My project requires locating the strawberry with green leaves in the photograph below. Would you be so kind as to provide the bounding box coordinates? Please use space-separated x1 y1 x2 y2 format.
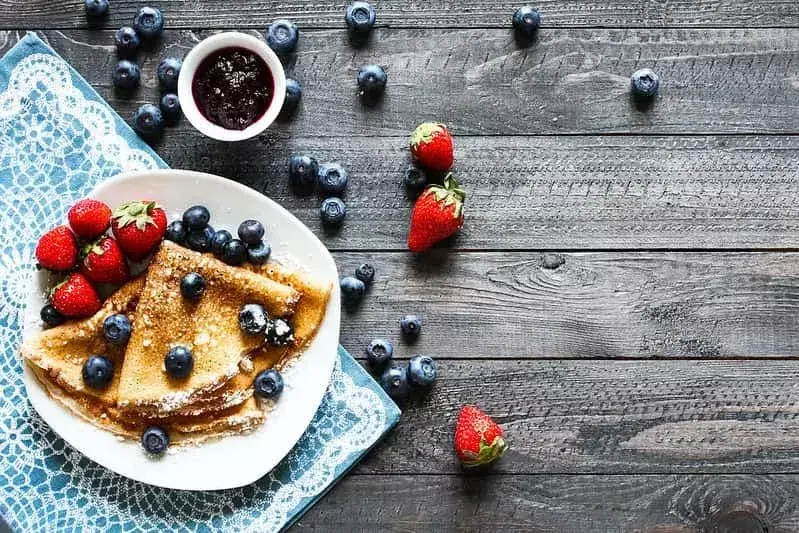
407 175 465 252
51 272 101 317
111 201 167 261
81 236 129 285
409 122 454 172
454 405 508 468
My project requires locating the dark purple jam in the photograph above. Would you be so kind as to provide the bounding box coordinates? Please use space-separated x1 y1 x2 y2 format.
192 47 274 130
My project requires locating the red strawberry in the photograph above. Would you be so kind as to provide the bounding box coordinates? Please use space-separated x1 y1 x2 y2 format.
409 122 454 171
68 199 112 240
51 272 101 317
454 405 508 468
407 175 465 252
35 226 79 271
81 236 130 285
111 201 167 261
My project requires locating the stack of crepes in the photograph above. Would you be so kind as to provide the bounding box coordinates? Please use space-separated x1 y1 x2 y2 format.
20 241 333 444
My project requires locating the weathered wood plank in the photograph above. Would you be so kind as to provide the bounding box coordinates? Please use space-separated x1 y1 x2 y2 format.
294 474 799 532
5 29 799 136
349 359 799 474
333 252 799 359
4 0 799 29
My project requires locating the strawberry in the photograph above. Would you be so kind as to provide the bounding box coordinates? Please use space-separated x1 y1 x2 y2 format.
68 199 112 240
35 225 79 271
81 236 130 285
409 122 454 172
407 175 465 252
51 272 101 317
454 405 508 468
111 201 167 261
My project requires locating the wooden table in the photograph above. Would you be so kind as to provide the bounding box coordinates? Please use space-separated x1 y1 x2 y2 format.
6 1 799 531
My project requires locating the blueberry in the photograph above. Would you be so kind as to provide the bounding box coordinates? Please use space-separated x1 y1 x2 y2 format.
159 93 181 120
317 163 348 196
238 220 265 245
220 239 248 266
266 318 294 346
180 272 206 300
400 314 422 338
40 305 64 327
512 6 541 34
182 205 211 230
157 57 182 91
133 6 165 40
266 19 299 54
288 154 319 194
186 225 215 252
103 314 132 346
141 426 169 455
210 229 232 255
247 241 272 265
345 1 376 33
165 346 194 379
132 104 164 136
320 197 347 227
85 0 109 17
81 355 114 390
354 263 375 285
407 354 437 387
112 60 140 90
366 339 393 370
114 27 141 54
281 78 302 116
404 165 427 194
340 276 366 304
239 304 268 335
165 220 186 244
379 366 411 400
631 68 660 98
357 64 387 96
253 368 284 399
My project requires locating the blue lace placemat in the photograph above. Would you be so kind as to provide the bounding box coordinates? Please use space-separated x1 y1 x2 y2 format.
0 32 400 532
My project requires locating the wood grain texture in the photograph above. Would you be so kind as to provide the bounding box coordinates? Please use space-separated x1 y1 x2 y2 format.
350 359 799 474
4 0 799 29
4 29 799 136
294 474 799 532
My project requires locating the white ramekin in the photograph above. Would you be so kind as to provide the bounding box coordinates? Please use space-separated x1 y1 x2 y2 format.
178 32 287 142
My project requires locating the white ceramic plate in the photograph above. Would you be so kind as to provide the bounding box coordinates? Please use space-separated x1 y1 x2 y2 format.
21 169 340 491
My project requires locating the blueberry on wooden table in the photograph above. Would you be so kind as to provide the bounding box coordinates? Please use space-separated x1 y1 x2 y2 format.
132 104 164 136
159 93 181 120
84 0 109 17
320 197 347 227
317 163 349 197
114 27 140 54
631 68 660 97
157 57 182 91
266 19 299 54
345 1 376 33
112 60 140 90
407 355 438 387
379 366 411 400
366 339 394 370
133 6 165 40
512 6 541 33
288 154 319 194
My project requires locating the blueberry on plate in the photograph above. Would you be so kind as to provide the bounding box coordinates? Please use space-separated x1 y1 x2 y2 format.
133 6 165 40
340 276 366 304
266 19 299 54
288 154 318 194
366 339 393 370
164 220 186 244
180 272 206 300
132 104 164 136
85 0 109 17
210 229 232 255
238 219 265 245
220 239 248 266
355 263 375 285
82 355 114 390
157 57 182 91
320 197 347 227
512 6 541 34
281 78 302 116
247 241 272 265
254 368 284 399
379 366 411 400
182 205 211 230
357 64 387 96
407 354 437 387
186 225 215 252
112 60 140 90
114 26 141 54
239 304 268 335
345 1 376 33
400 314 422 338
266 318 294 346
103 314 132 345
159 93 181 119
317 163 348 196
404 165 427 194
165 346 194 379
141 426 169 455
40 305 64 327
631 68 660 98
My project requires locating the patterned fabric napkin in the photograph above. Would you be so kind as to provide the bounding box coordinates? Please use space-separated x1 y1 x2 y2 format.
0 33 400 532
